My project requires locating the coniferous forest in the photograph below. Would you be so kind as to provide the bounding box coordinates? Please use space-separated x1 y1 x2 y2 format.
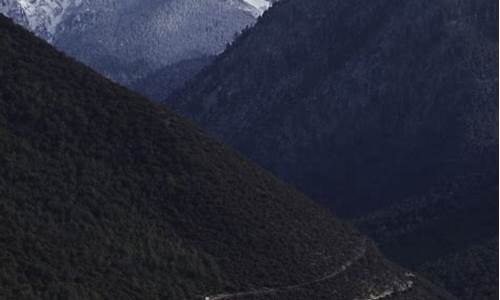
0 0 497 299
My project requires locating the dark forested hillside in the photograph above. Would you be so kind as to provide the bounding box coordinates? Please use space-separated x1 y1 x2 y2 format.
172 0 498 217
355 173 498 299
169 0 498 299
418 239 499 300
0 16 455 300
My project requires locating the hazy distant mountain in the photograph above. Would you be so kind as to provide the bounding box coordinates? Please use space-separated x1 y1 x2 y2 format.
0 15 454 300
169 0 498 298
131 56 214 101
0 0 272 85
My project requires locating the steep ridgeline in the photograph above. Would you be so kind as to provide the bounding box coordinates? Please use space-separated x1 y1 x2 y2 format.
169 0 498 298
0 16 453 300
0 0 272 86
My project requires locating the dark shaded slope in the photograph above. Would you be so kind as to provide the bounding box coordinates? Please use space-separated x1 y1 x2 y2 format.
0 16 453 300
418 239 498 300
169 0 498 298
355 174 498 299
356 173 497 266
172 0 497 216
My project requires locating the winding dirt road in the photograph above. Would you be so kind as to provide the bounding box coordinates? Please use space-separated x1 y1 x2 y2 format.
203 239 368 300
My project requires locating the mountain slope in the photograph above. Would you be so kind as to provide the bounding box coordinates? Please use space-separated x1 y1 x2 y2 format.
0 0 272 85
54 0 261 84
0 16 453 300
355 173 498 299
169 0 498 298
418 239 498 300
172 0 497 216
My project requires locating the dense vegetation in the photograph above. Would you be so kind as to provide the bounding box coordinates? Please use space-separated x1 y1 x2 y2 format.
419 239 498 300
0 16 454 299
169 0 498 299
356 172 498 298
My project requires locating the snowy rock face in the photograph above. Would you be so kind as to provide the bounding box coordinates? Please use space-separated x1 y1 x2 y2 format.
1 0 77 40
0 0 273 84
18 0 75 40
241 0 272 17
0 0 28 27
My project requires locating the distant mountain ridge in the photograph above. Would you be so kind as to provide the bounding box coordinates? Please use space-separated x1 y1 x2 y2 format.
0 0 272 85
1 0 271 40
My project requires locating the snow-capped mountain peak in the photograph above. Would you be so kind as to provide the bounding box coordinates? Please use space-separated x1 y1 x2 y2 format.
0 0 274 85
17 0 79 40
1 0 272 41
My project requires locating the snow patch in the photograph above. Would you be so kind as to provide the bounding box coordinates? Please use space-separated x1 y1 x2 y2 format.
240 0 271 17
16 0 78 39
